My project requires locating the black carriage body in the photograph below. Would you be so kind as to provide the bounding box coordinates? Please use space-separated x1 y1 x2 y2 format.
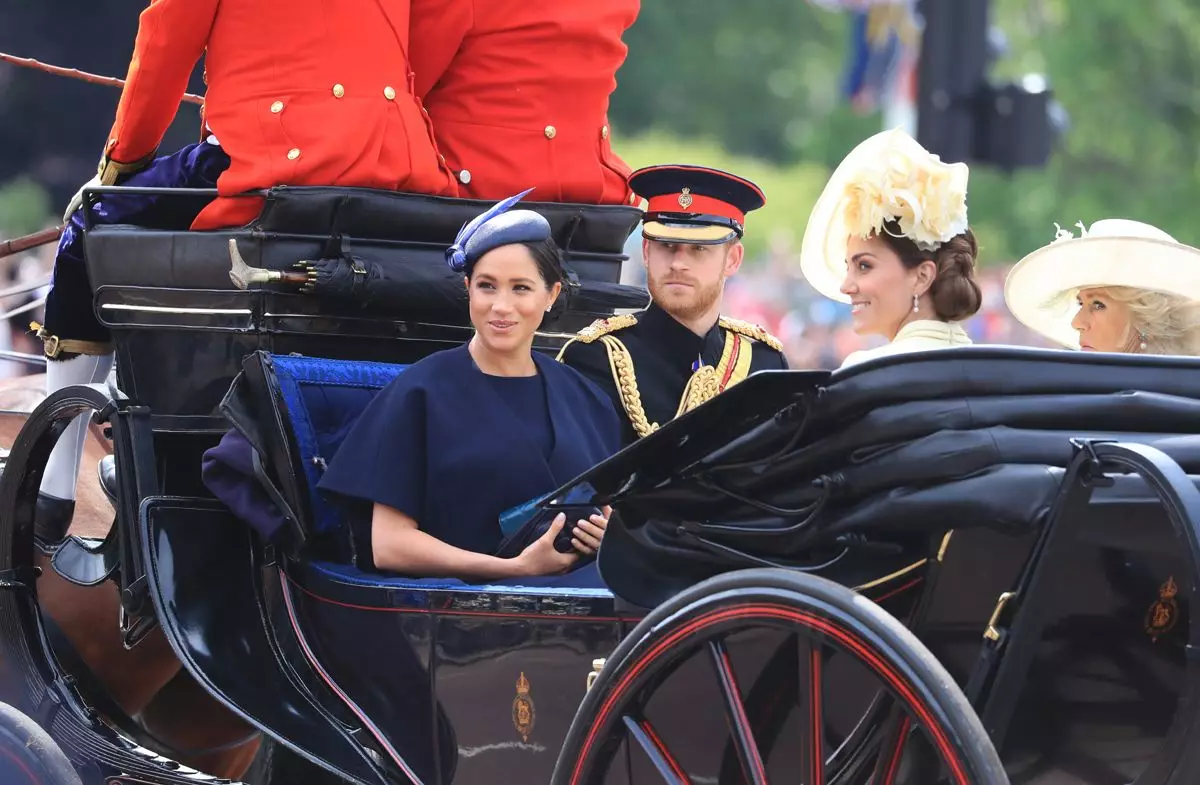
3 184 1200 785
569 347 1200 784
139 343 1200 784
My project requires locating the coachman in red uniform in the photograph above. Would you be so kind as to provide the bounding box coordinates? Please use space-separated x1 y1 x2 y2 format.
410 0 640 206
36 0 459 542
108 0 458 229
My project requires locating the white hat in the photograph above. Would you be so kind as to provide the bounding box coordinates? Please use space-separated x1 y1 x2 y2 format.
798 128 970 303
1004 219 1200 348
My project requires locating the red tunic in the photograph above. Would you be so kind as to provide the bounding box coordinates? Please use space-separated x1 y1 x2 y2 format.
410 0 639 206
106 0 459 230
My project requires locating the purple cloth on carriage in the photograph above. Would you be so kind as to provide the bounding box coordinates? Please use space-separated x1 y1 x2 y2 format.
45 141 231 344
201 428 289 541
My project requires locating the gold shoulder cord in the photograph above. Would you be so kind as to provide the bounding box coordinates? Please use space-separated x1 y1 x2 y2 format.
600 335 659 438
557 315 779 440
555 314 657 437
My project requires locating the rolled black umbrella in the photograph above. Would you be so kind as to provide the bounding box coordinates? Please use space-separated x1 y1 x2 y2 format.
228 239 648 323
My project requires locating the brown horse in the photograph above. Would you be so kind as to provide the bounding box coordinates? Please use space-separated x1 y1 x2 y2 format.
0 374 261 779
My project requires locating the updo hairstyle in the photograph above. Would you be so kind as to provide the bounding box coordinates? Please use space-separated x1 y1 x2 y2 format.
877 219 982 322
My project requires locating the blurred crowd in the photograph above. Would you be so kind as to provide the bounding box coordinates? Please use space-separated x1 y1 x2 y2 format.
619 230 1053 370
722 241 1053 370
0 240 53 378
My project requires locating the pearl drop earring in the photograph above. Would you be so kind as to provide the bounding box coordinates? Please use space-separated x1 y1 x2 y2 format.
912 294 920 313
1139 331 1148 351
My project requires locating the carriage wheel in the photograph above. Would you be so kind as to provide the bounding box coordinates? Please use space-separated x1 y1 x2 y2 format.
0 701 82 785
553 568 1007 785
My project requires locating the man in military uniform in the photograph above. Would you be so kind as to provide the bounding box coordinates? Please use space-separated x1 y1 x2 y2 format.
37 0 460 542
558 165 787 445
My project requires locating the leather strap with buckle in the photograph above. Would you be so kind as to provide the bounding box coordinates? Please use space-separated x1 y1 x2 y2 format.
30 322 112 359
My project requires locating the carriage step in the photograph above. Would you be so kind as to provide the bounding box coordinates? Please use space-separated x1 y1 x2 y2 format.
50 534 118 587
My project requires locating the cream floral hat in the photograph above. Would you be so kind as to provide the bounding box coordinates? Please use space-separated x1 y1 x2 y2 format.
799 129 970 302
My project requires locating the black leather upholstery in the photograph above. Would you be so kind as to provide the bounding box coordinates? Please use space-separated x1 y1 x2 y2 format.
253 185 642 254
84 185 640 293
81 186 646 425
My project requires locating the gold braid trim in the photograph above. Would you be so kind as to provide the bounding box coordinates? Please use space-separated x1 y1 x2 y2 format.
676 332 753 417
555 313 638 363
572 313 639 344
600 335 660 439
676 365 719 418
719 315 783 352
722 332 755 390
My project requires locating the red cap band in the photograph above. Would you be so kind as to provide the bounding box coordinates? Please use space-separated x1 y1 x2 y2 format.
645 193 745 225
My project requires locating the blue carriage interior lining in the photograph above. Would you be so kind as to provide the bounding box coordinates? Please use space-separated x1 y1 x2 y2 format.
269 353 408 537
262 352 612 595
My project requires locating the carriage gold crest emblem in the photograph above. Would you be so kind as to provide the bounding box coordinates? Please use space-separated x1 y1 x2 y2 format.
678 187 693 209
1145 575 1179 642
513 672 535 741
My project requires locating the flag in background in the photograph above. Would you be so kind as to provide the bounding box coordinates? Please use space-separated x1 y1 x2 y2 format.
823 0 920 132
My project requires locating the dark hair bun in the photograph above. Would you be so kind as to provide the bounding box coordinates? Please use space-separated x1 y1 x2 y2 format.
929 230 981 322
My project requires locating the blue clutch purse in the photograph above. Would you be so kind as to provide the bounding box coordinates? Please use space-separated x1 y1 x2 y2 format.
499 494 548 538
493 485 602 560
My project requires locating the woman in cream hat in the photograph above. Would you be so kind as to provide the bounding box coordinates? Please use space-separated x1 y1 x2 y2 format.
1004 219 1200 355
799 128 983 369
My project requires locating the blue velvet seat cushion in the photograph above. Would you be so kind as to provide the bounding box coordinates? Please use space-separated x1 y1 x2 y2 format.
270 354 407 533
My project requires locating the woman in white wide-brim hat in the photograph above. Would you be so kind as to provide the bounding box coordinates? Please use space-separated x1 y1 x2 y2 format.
798 128 983 369
1004 219 1200 355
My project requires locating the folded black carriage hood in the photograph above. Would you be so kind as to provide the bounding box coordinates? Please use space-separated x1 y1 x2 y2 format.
571 346 1200 500
554 346 1200 607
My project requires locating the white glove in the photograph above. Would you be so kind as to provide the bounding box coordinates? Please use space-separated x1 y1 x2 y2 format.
63 175 102 224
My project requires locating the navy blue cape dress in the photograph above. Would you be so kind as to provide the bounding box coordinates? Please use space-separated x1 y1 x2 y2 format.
317 344 621 568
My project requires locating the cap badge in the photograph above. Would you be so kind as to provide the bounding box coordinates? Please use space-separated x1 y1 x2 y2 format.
678 187 694 209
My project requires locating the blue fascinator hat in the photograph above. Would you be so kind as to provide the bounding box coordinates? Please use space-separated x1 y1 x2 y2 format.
445 188 552 273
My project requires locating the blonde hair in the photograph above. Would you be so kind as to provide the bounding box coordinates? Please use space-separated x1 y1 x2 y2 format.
1096 286 1200 356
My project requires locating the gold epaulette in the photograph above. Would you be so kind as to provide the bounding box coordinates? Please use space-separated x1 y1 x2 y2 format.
719 316 784 352
572 313 639 344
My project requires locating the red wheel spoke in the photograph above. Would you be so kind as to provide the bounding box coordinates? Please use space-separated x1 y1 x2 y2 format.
622 715 689 784
707 640 768 785
795 635 824 785
568 590 1003 785
871 711 912 785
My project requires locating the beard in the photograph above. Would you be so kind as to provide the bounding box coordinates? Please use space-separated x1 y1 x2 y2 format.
647 271 724 322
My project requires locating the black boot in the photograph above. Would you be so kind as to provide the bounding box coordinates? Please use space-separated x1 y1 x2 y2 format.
97 455 118 504
34 493 75 553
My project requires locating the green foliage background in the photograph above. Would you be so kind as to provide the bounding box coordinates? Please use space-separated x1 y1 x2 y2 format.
606 0 1200 266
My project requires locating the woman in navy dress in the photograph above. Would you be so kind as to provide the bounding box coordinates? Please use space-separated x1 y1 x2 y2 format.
318 191 622 579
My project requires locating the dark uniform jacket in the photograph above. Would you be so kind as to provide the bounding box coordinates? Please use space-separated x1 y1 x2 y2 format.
557 303 788 445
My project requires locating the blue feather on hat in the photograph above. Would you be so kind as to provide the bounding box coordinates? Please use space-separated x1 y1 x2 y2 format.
446 188 551 272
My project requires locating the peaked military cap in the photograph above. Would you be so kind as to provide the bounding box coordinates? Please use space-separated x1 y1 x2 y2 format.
629 164 767 245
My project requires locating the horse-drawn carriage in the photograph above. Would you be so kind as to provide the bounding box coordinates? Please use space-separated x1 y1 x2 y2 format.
0 184 1198 785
